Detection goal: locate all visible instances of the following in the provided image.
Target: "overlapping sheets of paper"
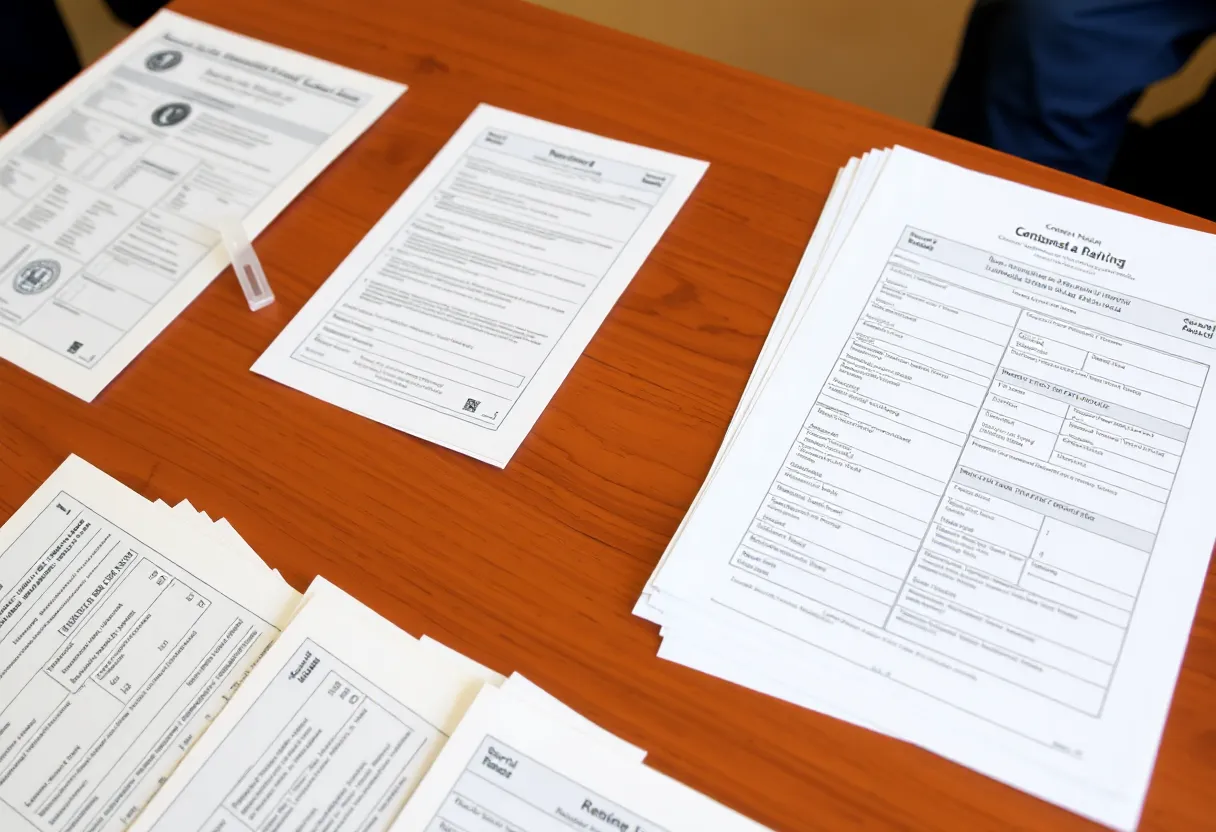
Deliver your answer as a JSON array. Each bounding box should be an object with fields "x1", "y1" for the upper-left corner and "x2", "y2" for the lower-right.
[
  {"x1": 636, "y1": 146, "x2": 1216, "y2": 831},
  {"x1": 0, "y1": 456, "x2": 301, "y2": 832},
  {"x1": 0, "y1": 456, "x2": 770, "y2": 832}
]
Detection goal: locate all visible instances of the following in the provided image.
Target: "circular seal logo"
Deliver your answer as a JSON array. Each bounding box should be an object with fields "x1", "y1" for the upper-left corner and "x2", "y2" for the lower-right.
[
  {"x1": 13, "y1": 260, "x2": 61, "y2": 295},
  {"x1": 145, "y1": 50, "x2": 183, "y2": 72},
  {"x1": 151, "y1": 102, "x2": 192, "y2": 128}
]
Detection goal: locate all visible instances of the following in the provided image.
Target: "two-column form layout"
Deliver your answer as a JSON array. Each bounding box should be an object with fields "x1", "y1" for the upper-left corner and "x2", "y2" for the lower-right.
[{"x1": 735, "y1": 227, "x2": 1207, "y2": 736}]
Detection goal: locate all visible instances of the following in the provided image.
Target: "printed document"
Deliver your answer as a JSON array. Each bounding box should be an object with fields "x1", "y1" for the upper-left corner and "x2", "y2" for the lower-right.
[
  {"x1": 651, "y1": 147, "x2": 1216, "y2": 830},
  {"x1": 387, "y1": 684, "x2": 769, "y2": 832},
  {"x1": 130, "y1": 580, "x2": 647, "y2": 832},
  {"x1": 0, "y1": 11, "x2": 404, "y2": 400},
  {"x1": 253, "y1": 104, "x2": 707, "y2": 466},
  {"x1": 0, "y1": 455, "x2": 299, "y2": 832},
  {"x1": 129, "y1": 578, "x2": 484, "y2": 832},
  {"x1": 416, "y1": 637, "x2": 647, "y2": 763},
  {"x1": 0, "y1": 459, "x2": 769, "y2": 832}
]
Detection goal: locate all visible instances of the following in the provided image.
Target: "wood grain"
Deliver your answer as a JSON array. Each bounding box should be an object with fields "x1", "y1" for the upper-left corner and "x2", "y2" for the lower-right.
[{"x1": 3, "y1": 0, "x2": 1215, "y2": 828}]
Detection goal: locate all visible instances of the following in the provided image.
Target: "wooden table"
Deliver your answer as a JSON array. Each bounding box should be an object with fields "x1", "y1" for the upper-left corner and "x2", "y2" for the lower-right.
[{"x1": 3, "y1": 0, "x2": 1214, "y2": 828}]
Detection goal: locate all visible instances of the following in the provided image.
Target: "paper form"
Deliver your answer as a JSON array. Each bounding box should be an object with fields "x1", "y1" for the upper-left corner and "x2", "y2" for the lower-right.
[
  {"x1": 386, "y1": 685, "x2": 770, "y2": 832},
  {"x1": 253, "y1": 104, "x2": 708, "y2": 467},
  {"x1": 129, "y1": 578, "x2": 485, "y2": 832},
  {"x1": 653, "y1": 147, "x2": 1216, "y2": 829},
  {"x1": 0, "y1": 455, "x2": 300, "y2": 832},
  {"x1": 0, "y1": 11, "x2": 404, "y2": 400}
]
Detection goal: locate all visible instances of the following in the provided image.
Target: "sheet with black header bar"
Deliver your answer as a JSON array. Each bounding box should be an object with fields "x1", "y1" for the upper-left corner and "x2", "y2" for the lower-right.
[
  {"x1": 253, "y1": 104, "x2": 707, "y2": 467},
  {"x1": 0, "y1": 11, "x2": 404, "y2": 400},
  {"x1": 641, "y1": 146, "x2": 1216, "y2": 830}
]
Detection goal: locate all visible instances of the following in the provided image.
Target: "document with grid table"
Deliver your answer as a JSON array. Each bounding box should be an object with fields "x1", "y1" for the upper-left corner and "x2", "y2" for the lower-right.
[{"x1": 650, "y1": 146, "x2": 1216, "y2": 830}]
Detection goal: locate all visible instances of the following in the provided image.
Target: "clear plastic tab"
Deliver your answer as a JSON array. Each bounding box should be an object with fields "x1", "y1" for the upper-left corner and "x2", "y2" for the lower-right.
[{"x1": 218, "y1": 218, "x2": 275, "y2": 311}]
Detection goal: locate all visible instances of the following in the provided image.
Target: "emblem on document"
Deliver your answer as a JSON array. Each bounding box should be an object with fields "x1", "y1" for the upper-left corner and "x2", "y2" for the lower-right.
[
  {"x1": 13, "y1": 259, "x2": 61, "y2": 295},
  {"x1": 151, "y1": 102, "x2": 192, "y2": 128},
  {"x1": 145, "y1": 50, "x2": 183, "y2": 72}
]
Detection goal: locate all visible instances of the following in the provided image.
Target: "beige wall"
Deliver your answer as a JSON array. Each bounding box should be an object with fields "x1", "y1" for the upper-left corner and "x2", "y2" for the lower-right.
[
  {"x1": 50, "y1": 0, "x2": 1216, "y2": 128},
  {"x1": 58, "y1": 0, "x2": 130, "y2": 65},
  {"x1": 527, "y1": 0, "x2": 973, "y2": 125},
  {"x1": 527, "y1": 0, "x2": 1216, "y2": 127}
]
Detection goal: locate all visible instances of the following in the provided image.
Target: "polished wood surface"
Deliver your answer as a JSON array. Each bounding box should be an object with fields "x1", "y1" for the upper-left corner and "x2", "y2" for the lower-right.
[{"x1": 3, "y1": 0, "x2": 1215, "y2": 828}]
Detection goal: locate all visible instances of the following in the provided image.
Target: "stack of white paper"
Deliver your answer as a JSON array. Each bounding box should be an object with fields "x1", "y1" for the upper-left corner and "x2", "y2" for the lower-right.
[
  {"x1": 0, "y1": 457, "x2": 772, "y2": 832},
  {"x1": 637, "y1": 146, "x2": 1216, "y2": 830},
  {"x1": 127, "y1": 577, "x2": 655, "y2": 832},
  {"x1": 0, "y1": 455, "x2": 301, "y2": 832},
  {"x1": 386, "y1": 679, "x2": 771, "y2": 832}
]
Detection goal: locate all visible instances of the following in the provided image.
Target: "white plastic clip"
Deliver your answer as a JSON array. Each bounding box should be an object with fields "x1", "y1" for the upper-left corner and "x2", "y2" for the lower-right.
[{"x1": 218, "y1": 217, "x2": 275, "y2": 311}]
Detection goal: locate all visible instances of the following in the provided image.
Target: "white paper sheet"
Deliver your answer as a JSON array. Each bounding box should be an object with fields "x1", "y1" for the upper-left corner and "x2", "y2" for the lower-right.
[
  {"x1": 418, "y1": 637, "x2": 647, "y2": 763},
  {"x1": 651, "y1": 146, "x2": 1216, "y2": 829},
  {"x1": 0, "y1": 10, "x2": 404, "y2": 400},
  {"x1": 386, "y1": 685, "x2": 770, "y2": 832},
  {"x1": 0, "y1": 455, "x2": 300, "y2": 832},
  {"x1": 253, "y1": 104, "x2": 708, "y2": 466},
  {"x1": 129, "y1": 578, "x2": 484, "y2": 832}
]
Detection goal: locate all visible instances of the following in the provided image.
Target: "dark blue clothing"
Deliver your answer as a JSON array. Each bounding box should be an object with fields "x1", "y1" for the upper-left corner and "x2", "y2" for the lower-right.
[
  {"x1": 0, "y1": 0, "x2": 166, "y2": 125},
  {"x1": 935, "y1": 0, "x2": 1216, "y2": 182}
]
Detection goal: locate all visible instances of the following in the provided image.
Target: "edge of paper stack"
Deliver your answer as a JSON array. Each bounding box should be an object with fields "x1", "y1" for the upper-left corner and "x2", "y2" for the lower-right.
[
  {"x1": 634, "y1": 145, "x2": 1216, "y2": 832},
  {"x1": 0, "y1": 454, "x2": 770, "y2": 832}
]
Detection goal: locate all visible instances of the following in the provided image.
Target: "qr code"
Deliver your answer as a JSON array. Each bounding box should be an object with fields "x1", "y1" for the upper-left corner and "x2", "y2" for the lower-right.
[{"x1": 463, "y1": 398, "x2": 480, "y2": 413}]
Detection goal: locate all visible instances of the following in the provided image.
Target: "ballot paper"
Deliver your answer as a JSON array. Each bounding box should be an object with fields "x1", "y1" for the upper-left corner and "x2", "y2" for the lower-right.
[
  {"x1": 129, "y1": 579, "x2": 646, "y2": 832},
  {"x1": 254, "y1": 104, "x2": 708, "y2": 467},
  {"x1": 0, "y1": 10, "x2": 404, "y2": 401},
  {"x1": 386, "y1": 684, "x2": 769, "y2": 832},
  {"x1": 641, "y1": 146, "x2": 1216, "y2": 830},
  {"x1": 0, "y1": 455, "x2": 300, "y2": 832}
]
